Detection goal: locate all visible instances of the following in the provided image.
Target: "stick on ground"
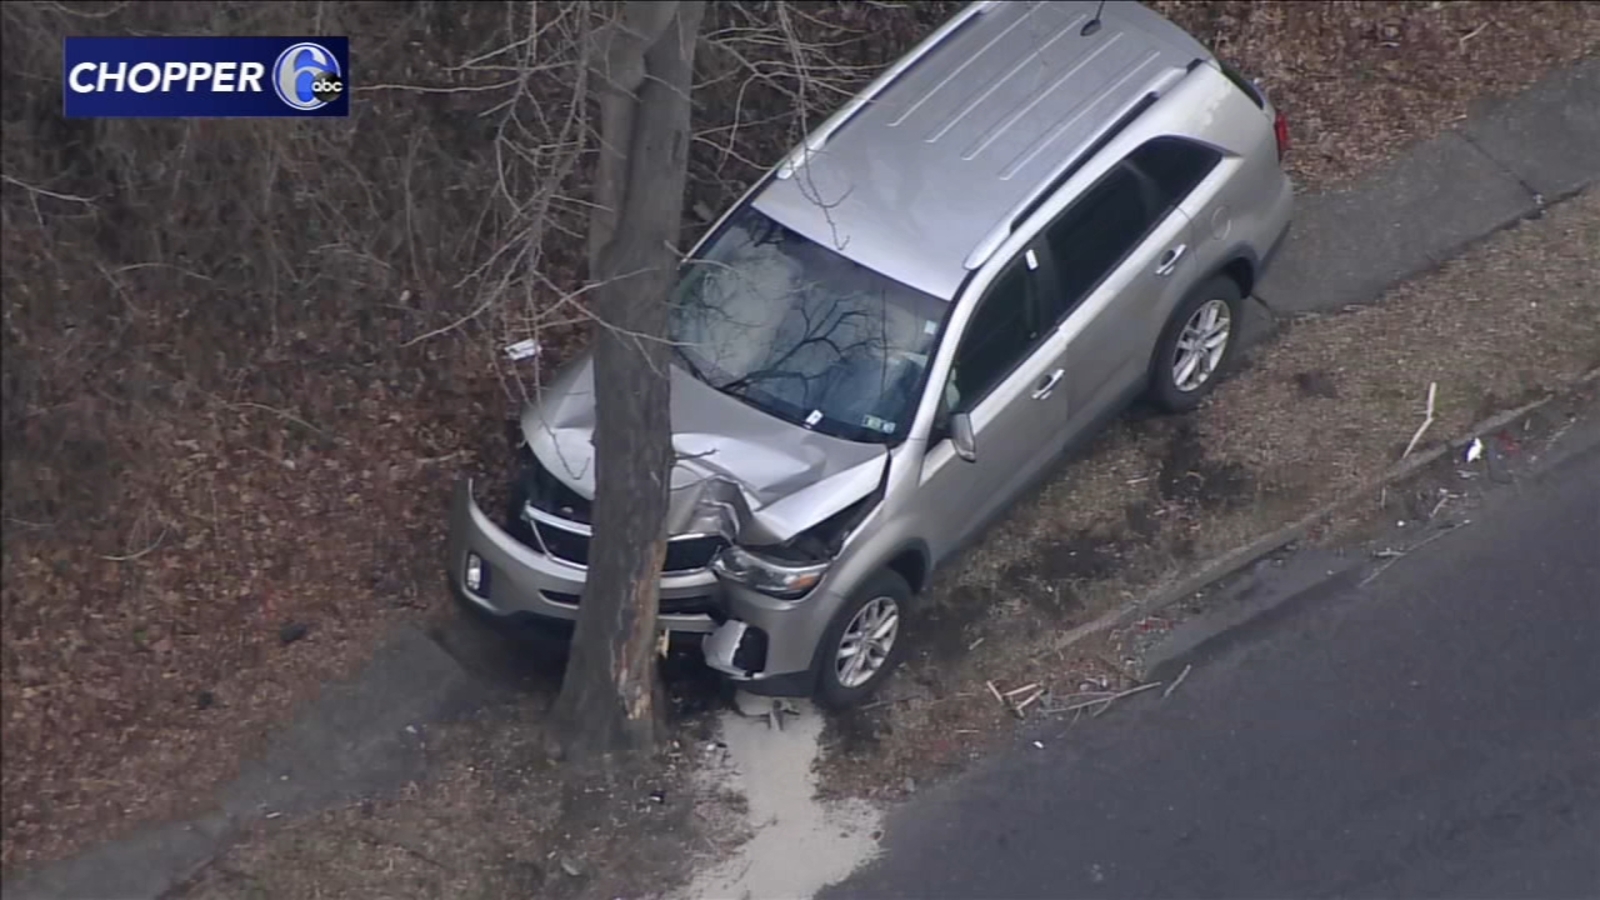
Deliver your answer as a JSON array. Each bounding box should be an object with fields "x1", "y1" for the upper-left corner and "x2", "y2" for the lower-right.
[
  {"x1": 1162, "y1": 664, "x2": 1193, "y2": 699},
  {"x1": 1401, "y1": 381, "x2": 1438, "y2": 460},
  {"x1": 1358, "y1": 521, "x2": 1470, "y2": 587},
  {"x1": 1045, "y1": 681, "x2": 1163, "y2": 717}
]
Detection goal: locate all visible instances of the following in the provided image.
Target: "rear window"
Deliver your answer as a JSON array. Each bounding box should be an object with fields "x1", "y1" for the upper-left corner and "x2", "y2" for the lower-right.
[{"x1": 1218, "y1": 60, "x2": 1266, "y2": 109}]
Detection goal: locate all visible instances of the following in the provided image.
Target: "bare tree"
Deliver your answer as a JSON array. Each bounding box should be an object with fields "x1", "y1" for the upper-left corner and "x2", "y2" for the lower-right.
[{"x1": 550, "y1": 0, "x2": 707, "y2": 759}]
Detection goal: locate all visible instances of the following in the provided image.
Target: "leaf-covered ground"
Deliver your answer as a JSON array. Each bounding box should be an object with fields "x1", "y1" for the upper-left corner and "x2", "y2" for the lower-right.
[{"x1": 3, "y1": 0, "x2": 1596, "y2": 876}]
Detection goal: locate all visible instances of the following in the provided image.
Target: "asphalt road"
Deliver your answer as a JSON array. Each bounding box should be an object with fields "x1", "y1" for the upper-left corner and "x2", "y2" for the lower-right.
[{"x1": 826, "y1": 413, "x2": 1600, "y2": 900}]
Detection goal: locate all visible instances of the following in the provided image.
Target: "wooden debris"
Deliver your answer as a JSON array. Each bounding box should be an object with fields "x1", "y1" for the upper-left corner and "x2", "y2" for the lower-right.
[
  {"x1": 1044, "y1": 681, "x2": 1163, "y2": 717},
  {"x1": 1401, "y1": 381, "x2": 1438, "y2": 460},
  {"x1": 1359, "y1": 520, "x2": 1471, "y2": 587},
  {"x1": 1161, "y1": 664, "x2": 1193, "y2": 700}
]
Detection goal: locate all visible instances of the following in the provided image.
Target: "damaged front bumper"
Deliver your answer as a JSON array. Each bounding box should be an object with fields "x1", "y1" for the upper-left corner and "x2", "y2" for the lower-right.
[{"x1": 447, "y1": 478, "x2": 835, "y2": 696}]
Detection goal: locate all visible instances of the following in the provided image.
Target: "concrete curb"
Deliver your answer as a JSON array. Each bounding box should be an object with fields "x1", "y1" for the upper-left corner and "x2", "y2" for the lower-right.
[{"x1": 1047, "y1": 367, "x2": 1600, "y2": 655}]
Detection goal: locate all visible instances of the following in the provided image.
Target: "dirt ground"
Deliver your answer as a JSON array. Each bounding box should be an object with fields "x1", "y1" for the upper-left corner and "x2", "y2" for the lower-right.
[
  {"x1": 1148, "y1": 1, "x2": 1600, "y2": 189},
  {"x1": 164, "y1": 618, "x2": 738, "y2": 900},
  {"x1": 4, "y1": 0, "x2": 1598, "y2": 881},
  {"x1": 813, "y1": 187, "x2": 1600, "y2": 805}
]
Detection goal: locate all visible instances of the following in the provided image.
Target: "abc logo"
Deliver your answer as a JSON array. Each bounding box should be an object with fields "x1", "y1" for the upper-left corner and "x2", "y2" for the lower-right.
[{"x1": 272, "y1": 42, "x2": 342, "y2": 111}]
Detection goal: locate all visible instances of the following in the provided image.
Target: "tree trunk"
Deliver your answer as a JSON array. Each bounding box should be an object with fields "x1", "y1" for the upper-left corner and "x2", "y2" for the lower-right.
[{"x1": 551, "y1": 0, "x2": 706, "y2": 761}]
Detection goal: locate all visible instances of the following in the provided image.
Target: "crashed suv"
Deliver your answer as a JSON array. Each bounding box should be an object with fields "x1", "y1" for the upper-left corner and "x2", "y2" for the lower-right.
[{"x1": 448, "y1": 0, "x2": 1293, "y2": 707}]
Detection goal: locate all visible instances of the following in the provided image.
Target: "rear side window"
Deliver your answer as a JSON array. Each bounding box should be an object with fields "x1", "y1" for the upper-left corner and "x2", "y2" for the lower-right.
[
  {"x1": 1041, "y1": 164, "x2": 1153, "y2": 311},
  {"x1": 1126, "y1": 137, "x2": 1223, "y2": 217},
  {"x1": 1218, "y1": 60, "x2": 1266, "y2": 108}
]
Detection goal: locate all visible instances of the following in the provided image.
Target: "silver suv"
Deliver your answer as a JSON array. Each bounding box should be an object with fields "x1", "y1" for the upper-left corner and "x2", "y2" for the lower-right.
[{"x1": 449, "y1": 0, "x2": 1293, "y2": 707}]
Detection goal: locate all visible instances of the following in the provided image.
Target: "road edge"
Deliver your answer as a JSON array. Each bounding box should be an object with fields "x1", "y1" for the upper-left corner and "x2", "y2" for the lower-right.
[{"x1": 1043, "y1": 366, "x2": 1600, "y2": 657}]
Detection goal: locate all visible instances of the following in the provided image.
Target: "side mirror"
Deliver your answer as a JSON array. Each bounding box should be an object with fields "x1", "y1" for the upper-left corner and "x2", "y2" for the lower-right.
[{"x1": 949, "y1": 412, "x2": 977, "y2": 463}]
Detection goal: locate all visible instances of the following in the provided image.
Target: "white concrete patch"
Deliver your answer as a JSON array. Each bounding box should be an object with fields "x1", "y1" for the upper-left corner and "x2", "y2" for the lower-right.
[{"x1": 678, "y1": 694, "x2": 882, "y2": 900}]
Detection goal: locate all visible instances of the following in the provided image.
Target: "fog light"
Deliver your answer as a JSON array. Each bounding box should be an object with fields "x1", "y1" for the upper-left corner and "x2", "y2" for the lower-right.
[{"x1": 465, "y1": 552, "x2": 484, "y2": 593}]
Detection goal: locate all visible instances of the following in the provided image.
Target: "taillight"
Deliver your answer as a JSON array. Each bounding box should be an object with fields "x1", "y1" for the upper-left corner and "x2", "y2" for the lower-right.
[{"x1": 1273, "y1": 109, "x2": 1290, "y2": 160}]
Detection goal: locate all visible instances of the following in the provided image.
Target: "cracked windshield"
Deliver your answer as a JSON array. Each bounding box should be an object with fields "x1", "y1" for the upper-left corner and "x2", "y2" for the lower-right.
[{"x1": 669, "y1": 206, "x2": 948, "y2": 443}]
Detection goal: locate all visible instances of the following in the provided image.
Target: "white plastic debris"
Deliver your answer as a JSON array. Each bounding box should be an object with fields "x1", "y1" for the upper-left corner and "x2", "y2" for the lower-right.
[
  {"x1": 1032, "y1": 740, "x2": 1045, "y2": 750},
  {"x1": 1465, "y1": 437, "x2": 1484, "y2": 463},
  {"x1": 504, "y1": 338, "x2": 540, "y2": 362}
]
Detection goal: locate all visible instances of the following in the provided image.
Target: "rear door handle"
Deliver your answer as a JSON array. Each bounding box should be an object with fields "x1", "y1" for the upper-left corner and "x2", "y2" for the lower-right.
[
  {"x1": 1031, "y1": 368, "x2": 1065, "y2": 400},
  {"x1": 1155, "y1": 243, "x2": 1187, "y2": 276}
]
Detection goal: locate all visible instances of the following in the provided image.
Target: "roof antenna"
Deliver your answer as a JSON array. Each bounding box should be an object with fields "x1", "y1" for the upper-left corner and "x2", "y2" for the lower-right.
[{"x1": 1081, "y1": 0, "x2": 1108, "y2": 36}]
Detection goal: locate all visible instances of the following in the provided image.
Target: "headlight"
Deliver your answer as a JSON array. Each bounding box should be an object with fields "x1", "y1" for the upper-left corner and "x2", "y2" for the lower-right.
[{"x1": 711, "y1": 545, "x2": 829, "y2": 600}]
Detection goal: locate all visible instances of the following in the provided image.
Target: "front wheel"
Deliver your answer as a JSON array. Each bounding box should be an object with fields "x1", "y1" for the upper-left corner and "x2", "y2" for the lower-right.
[
  {"x1": 814, "y1": 570, "x2": 911, "y2": 710},
  {"x1": 1149, "y1": 276, "x2": 1244, "y2": 413}
]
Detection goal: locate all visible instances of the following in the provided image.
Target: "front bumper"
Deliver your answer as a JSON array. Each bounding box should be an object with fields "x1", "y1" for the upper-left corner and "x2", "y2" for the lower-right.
[{"x1": 447, "y1": 478, "x2": 836, "y2": 694}]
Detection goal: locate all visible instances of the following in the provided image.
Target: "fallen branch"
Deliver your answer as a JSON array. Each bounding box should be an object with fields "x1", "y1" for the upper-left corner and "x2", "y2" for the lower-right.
[
  {"x1": 1401, "y1": 381, "x2": 1438, "y2": 460},
  {"x1": 99, "y1": 526, "x2": 168, "y2": 562},
  {"x1": 1, "y1": 173, "x2": 97, "y2": 205},
  {"x1": 1358, "y1": 520, "x2": 1471, "y2": 588},
  {"x1": 1012, "y1": 688, "x2": 1044, "y2": 715},
  {"x1": 1161, "y1": 664, "x2": 1193, "y2": 700},
  {"x1": 1044, "y1": 681, "x2": 1163, "y2": 717},
  {"x1": 1094, "y1": 680, "x2": 1164, "y2": 718}
]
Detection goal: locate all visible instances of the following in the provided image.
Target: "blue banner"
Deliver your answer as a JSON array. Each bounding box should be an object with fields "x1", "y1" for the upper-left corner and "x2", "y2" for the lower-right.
[{"x1": 63, "y1": 36, "x2": 349, "y2": 118}]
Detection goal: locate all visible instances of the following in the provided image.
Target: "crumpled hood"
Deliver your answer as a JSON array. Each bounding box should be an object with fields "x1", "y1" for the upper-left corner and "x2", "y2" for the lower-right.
[{"x1": 522, "y1": 353, "x2": 887, "y2": 545}]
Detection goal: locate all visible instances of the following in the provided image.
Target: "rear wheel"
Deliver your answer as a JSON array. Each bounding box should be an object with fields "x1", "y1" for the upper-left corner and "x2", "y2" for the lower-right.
[
  {"x1": 814, "y1": 569, "x2": 911, "y2": 709},
  {"x1": 1149, "y1": 276, "x2": 1243, "y2": 413}
]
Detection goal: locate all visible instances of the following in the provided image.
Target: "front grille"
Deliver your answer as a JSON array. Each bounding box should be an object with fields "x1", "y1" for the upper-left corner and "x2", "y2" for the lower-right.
[
  {"x1": 664, "y1": 535, "x2": 725, "y2": 572},
  {"x1": 517, "y1": 446, "x2": 592, "y2": 524},
  {"x1": 535, "y1": 521, "x2": 590, "y2": 566},
  {"x1": 534, "y1": 521, "x2": 724, "y2": 574},
  {"x1": 505, "y1": 449, "x2": 725, "y2": 573},
  {"x1": 540, "y1": 589, "x2": 721, "y2": 617}
]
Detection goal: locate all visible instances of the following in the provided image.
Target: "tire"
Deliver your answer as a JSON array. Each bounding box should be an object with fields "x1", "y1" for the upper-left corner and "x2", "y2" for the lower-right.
[
  {"x1": 1149, "y1": 275, "x2": 1244, "y2": 413},
  {"x1": 814, "y1": 569, "x2": 912, "y2": 710}
]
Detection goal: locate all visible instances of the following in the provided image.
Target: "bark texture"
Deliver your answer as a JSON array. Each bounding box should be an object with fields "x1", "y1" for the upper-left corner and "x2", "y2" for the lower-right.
[{"x1": 551, "y1": 0, "x2": 706, "y2": 761}]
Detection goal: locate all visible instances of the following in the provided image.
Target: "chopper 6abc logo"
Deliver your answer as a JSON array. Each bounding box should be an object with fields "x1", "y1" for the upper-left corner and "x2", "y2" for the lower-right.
[{"x1": 273, "y1": 42, "x2": 342, "y2": 111}]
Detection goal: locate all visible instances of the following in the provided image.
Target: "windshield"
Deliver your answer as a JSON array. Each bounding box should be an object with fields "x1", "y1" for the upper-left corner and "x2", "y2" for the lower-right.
[{"x1": 669, "y1": 206, "x2": 948, "y2": 443}]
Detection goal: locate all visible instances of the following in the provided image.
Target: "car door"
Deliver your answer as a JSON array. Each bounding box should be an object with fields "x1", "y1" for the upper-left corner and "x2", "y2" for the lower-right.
[
  {"x1": 1037, "y1": 146, "x2": 1211, "y2": 436},
  {"x1": 913, "y1": 248, "x2": 1076, "y2": 562}
]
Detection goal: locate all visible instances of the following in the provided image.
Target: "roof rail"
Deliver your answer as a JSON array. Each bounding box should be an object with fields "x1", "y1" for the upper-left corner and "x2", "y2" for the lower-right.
[
  {"x1": 775, "y1": 0, "x2": 1000, "y2": 180},
  {"x1": 961, "y1": 62, "x2": 1194, "y2": 271}
]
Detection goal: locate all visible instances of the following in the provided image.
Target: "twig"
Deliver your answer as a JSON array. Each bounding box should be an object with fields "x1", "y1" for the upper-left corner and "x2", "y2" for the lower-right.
[
  {"x1": 1458, "y1": 22, "x2": 1488, "y2": 50},
  {"x1": 1, "y1": 173, "x2": 97, "y2": 205},
  {"x1": 1358, "y1": 521, "x2": 1470, "y2": 587},
  {"x1": 1428, "y1": 493, "x2": 1449, "y2": 520},
  {"x1": 1012, "y1": 688, "x2": 1044, "y2": 714},
  {"x1": 1401, "y1": 382, "x2": 1438, "y2": 461},
  {"x1": 1050, "y1": 690, "x2": 1116, "y2": 703},
  {"x1": 1161, "y1": 664, "x2": 1193, "y2": 699},
  {"x1": 1003, "y1": 683, "x2": 1040, "y2": 698},
  {"x1": 1046, "y1": 681, "x2": 1163, "y2": 716},
  {"x1": 1094, "y1": 680, "x2": 1164, "y2": 718},
  {"x1": 99, "y1": 526, "x2": 168, "y2": 562},
  {"x1": 985, "y1": 680, "x2": 1005, "y2": 706}
]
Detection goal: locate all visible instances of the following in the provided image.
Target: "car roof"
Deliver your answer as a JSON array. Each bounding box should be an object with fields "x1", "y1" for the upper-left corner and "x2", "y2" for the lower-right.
[{"x1": 751, "y1": 0, "x2": 1211, "y2": 300}]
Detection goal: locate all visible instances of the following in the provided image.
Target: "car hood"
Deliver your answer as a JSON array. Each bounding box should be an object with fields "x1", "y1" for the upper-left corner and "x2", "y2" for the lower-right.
[{"x1": 521, "y1": 353, "x2": 887, "y2": 546}]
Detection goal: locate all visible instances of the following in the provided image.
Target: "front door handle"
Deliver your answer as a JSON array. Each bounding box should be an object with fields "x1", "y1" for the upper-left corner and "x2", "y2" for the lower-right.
[
  {"x1": 1155, "y1": 243, "x2": 1187, "y2": 276},
  {"x1": 1032, "y1": 368, "x2": 1065, "y2": 400}
]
